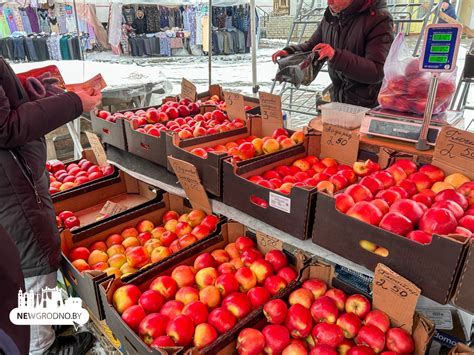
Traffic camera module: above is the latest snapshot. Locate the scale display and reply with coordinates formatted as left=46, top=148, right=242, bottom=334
left=420, top=24, right=462, bottom=72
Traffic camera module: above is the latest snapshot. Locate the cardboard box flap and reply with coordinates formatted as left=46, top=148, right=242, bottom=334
left=85, top=132, right=108, bottom=167
left=81, top=148, right=98, bottom=166
left=256, top=231, right=283, bottom=254
left=412, top=313, right=435, bottom=355
left=225, top=220, right=246, bottom=240
left=432, top=127, right=474, bottom=180
left=167, top=157, right=212, bottom=215
left=181, top=78, right=197, bottom=102
left=258, top=91, right=283, bottom=137
left=304, top=126, right=322, bottom=157
left=224, top=91, right=246, bottom=120
left=373, top=264, right=421, bottom=332
left=300, top=262, right=334, bottom=285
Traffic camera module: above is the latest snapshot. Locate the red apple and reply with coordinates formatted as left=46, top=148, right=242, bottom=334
left=311, top=296, right=339, bottom=324
left=222, top=292, right=252, bottom=320
left=264, top=275, right=288, bottom=295
left=303, top=279, right=328, bottom=299
left=278, top=266, right=298, bottom=284
left=336, top=194, right=356, bottom=213
left=121, top=305, right=146, bottom=332
left=375, top=190, right=402, bottom=206
left=389, top=199, right=424, bottom=225
left=345, top=184, right=374, bottom=203
left=139, top=290, right=165, bottom=314
left=263, top=325, right=291, bottom=354
left=325, top=288, right=347, bottom=311
left=151, top=335, right=175, bottom=348
left=139, top=313, right=169, bottom=345
left=345, top=294, right=371, bottom=319
left=434, top=189, right=468, bottom=211
left=379, top=212, right=414, bottom=236
left=385, top=328, right=415, bottom=354
left=347, top=202, right=384, bottom=226
left=312, top=322, right=344, bottom=347
left=355, top=325, right=386, bottom=353
left=364, top=310, right=390, bottom=333
left=406, top=230, right=432, bottom=244
left=286, top=304, right=313, bottom=338
left=208, top=307, right=237, bottom=334
left=419, top=208, right=457, bottom=235
left=459, top=215, right=474, bottom=233
left=265, top=249, right=288, bottom=272
left=264, top=299, right=288, bottom=325
left=348, top=345, right=376, bottom=355
left=237, top=328, right=266, bottom=355
left=215, top=273, right=239, bottom=298
left=337, top=312, right=362, bottom=339
left=149, top=276, right=178, bottom=300
left=182, top=300, right=208, bottom=325
left=310, top=344, right=338, bottom=355
left=166, top=315, right=195, bottom=346
left=247, top=286, right=271, bottom=309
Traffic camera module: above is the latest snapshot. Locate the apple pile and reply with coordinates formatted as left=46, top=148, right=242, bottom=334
left=190, top=128, right=304, bottom=161
left=47, top=158, right=114, bottom=194
left=378, top=58, right=455, bottom=115
left=67, top=210, right=219, bottom=279
left=56, top=210, right=81, bottom=230
left=111, top=237, right=298, bottom=350
left=247, top=156, right=359, bottom=195
left=336, top=159, right=474, bottom=245
left=237, top=279, right=415, bottom=355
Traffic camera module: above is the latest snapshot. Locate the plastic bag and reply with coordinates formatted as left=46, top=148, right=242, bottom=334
left=377, top=33, right=456, bottom=115
left=275, top=51, right=325, bottom=88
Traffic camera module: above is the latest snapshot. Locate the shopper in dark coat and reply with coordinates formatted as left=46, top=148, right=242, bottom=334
left=0, top=57, right=100, bottom=354
left=272, top=0, right=394, bottom=108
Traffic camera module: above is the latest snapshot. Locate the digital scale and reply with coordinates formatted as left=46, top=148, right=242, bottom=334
left=360, top=23, right=463, bottom=150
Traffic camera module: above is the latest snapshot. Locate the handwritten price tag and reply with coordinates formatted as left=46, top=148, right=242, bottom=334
left=256, top=231, right=283, bottom=254
left=433, top=127, right=474, bottom=179
left=181, top=78, right=197, bottom=102
left=259, top=92, right=284, bottom=136
left=373, top=264, right=420, bottom=331
left=168, top=157, right=212, bottom=214
left=85, top=131, right=108, bottom=167
left=100, top=200, right=128, bottom=217
left=320, top=123, right=359, bottom=165
left=223, top=91, right=246, bottom=120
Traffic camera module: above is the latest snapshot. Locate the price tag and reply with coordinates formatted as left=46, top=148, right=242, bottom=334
left=417, top=308, right=453, bottom=330
left=223, top=91, right=246, bottom=120
left=99, top=200, right=128, bottom=217
left=320, top=123, right=360, bottom=165
left=269, top=192, right=291, bottom=213
left=256, top=231, right=283, bottom=254
left=168, top=157, right=212, bottom=215
left=373, top=264, right=421, bottom=332
left=85, top=131, right=108, bottom=167
left=259, top=92, right=284, bottom=136
left=181, top=78, right=197, bottom=102
left=433, top=127, right=474, bottom=179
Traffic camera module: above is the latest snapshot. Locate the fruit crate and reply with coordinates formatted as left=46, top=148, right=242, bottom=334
left=61, top=192, right=224, bottom=320
left=49, top=153, right=120, bottom=202
left=99, top=221, right=307, bottom=355
left=452, top=239, right=474, bottom=313
left=91, top=110, right=128, bottom=151
left=218, top=261, right=434, bottom=355
left=166, top=116, right=300, bottom=197
left=222, top=143, right=319, bottom=240
left=55, top=171, right=163, bottom=237
left=311, top=192, right=470, bottom=304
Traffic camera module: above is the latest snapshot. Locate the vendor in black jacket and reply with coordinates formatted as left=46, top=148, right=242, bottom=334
left=272, top=0, right=394, bottom=108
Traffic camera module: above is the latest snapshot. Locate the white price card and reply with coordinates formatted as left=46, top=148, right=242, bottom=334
left=269, top=192, right=291, bottom=213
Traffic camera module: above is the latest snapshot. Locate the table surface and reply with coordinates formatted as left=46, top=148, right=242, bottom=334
left=105, top=145, right=473, bottom=335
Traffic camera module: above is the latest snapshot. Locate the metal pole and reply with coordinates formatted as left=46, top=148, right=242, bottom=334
left=250, top=0, right=258, bottom=93
left=208, top=0, right=212, bottom=86
left=416, top=73, right=439, bottom=151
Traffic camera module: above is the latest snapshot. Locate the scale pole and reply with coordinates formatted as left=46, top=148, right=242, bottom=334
left=416, top=73, right=439, bottom=151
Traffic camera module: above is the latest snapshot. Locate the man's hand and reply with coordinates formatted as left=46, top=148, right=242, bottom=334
left=313, top=43, right=335, bottom=61
left=75, top=89, right=102, bottom=112
left=272, top=50, right=289, bottom=63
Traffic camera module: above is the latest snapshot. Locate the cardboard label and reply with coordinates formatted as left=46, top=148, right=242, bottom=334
left=373, top=264, right=421, bottom=332
left=181, top=78, right=197, bottom=102
left=433, top=127, right=474, bottom=179
left=162, top=96, right=178, bottom=104
left=256, top=231, right=283, bottom=254
left=85, top=131, right=108, bottom=167
left=418, top=308, right=453, bottom=330
left=100, top=200, right=128, bottom=217
left=259, top=92, right=283, bottom=136
left=65, top=74, right=107, bottom=93
left=320, top=123, right=360, bottom=165
left=269, top=192, right=291, bottom=213
left=223, top=91, right=246, bottom=120
left=168, top=157, right=212, bottom=215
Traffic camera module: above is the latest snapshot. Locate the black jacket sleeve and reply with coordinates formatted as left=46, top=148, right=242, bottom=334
left=283, top=24, right=323, bottom=54
left=330, top=13, right=393, bottom=84
left=0, top=89, right=83, bottom=149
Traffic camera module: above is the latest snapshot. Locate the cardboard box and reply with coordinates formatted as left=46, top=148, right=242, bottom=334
left=222, top=141, right=319, bottom=240
left=215, top=262, right=434, bottom=355
left=54, top=171, right=162, bottom=237
left=453, top=239, right=474, bottom=314
left=61, top=193, right=224, bottom=320
left=91, top=111, right=128, bottom=151
left=449, top=344, right=474, bottom=354
left=166, top=116, right=299, bottom=197
left=311, top=192, right=470, bottom=304
left=99, top=221, right=306, bottom=354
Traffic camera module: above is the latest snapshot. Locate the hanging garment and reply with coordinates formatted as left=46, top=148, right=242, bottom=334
left=59, top=35, right=70, bottom=59
left=12, top=36, right=25, bottom=60
left=158, top=6, right=169, bottom=29
left=144, top=6, right=159, bottom=33
left=3, top=37, right=13, bottom=58
left=188, top=6, right=196, bottom=46
left=26, top=7, right=40, bottom=33
left=108, top=3, right=122, bottom=54
left=49, top=16, right=59, bottom=34
left=35, top=36, right=50, bottom=60
left=19, top=8, right=32, bottom=34
left=75, top=4, right=109, bottom=49
left=24, top=37, right=38, bottom=61
left=4, top=7, right=18, bottom=33
left=120, top=25, right=129, bottom=55
left=37, top=9, right=50, bottom=33
left=195, top=8, right=202, bottom=45
left=128, top=36, right=137, bottom=56
left=202, top=15, right=209, bottom=52
left=64, top=4, right=76, bottom=32
left=122, top=7, right=135, bottom=26
left=0, top=11, right=11, bottom=38
left=170, top=37, right=183, bottom=49
left=55, top=4, right=68, bottom=34
left=12, top=6, right=25, bottom=32
left=158, top=36, right=170, bottom=56
left=47, top=34, right=61, bottom=60
left=143, top=36, right=152, bottom=55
